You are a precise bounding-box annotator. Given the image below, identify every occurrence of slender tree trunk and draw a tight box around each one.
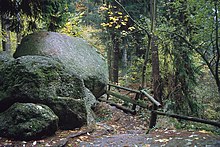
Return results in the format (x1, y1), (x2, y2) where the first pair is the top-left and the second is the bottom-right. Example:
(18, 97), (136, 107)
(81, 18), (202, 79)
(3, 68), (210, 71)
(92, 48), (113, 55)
(141, 35), (151, 88)
(214, 0), (220, 94)
(1, 15), (11, 53)
(122, 43), (128, 77)
(151, 35), (162, 104)
(0, 16), (2, 50)
(149, 0), (162, 129)
(107, 33), (113, 82)
(111, 32), (119, 83)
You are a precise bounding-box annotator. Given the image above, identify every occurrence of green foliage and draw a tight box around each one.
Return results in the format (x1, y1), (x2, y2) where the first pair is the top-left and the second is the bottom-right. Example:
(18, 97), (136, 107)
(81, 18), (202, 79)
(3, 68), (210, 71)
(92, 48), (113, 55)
(59, 12), (84, 36)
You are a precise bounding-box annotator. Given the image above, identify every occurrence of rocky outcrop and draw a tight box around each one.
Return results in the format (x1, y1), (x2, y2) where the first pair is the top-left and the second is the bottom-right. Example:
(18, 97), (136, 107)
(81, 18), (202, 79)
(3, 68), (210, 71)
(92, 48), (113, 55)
(14, 31), (108, 98)
(0, 56), (96, 132)
(0, 103), (58, 140)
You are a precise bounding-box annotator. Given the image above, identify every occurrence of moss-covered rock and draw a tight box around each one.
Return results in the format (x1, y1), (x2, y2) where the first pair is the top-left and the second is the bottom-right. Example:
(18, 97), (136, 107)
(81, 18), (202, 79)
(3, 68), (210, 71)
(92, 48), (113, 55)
(0, 52), (14, 100)
(0, 56), (95, 130)
(47, 97), (87, 129)
(14, 31), (108, 98)
(0, 103), (58, 140)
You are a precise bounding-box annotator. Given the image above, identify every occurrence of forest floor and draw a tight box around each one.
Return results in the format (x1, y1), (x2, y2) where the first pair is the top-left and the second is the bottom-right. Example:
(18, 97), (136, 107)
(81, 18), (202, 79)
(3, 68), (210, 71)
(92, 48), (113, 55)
(0, 102), (220, 147)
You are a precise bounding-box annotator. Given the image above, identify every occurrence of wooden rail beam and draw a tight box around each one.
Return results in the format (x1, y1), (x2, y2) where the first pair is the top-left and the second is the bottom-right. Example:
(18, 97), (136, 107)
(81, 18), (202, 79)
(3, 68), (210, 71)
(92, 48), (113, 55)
(140, 89), (161, 107)
(106, 91), (149, 109)
(154, 111), (220, 128)
(108, 83), (141, 94)
(98, 98), (136, 114)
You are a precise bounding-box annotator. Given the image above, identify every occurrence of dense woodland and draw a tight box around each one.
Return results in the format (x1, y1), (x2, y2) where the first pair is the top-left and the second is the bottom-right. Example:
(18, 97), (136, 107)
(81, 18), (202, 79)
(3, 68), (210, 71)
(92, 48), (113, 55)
(0, 0), (219, 131)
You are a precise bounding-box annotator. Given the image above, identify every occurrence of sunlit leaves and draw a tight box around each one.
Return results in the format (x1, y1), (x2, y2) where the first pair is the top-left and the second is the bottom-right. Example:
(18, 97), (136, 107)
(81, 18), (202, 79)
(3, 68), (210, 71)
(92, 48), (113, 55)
(59, 12), (83, 36)
(99, 4), (135, 34)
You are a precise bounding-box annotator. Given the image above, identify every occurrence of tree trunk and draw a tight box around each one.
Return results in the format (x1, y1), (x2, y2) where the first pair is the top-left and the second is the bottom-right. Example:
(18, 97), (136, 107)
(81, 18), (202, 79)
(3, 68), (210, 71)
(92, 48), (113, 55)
(108, 34), (113, 82)
(111, 32), (119, 83)
(151, 35), (162, 104)
(214, 0), (220, 94)
(122, 43), (128, 79)
(1, 15), (11, 53)
(149, 0), (162, 129)
(141, 35), (151, 88)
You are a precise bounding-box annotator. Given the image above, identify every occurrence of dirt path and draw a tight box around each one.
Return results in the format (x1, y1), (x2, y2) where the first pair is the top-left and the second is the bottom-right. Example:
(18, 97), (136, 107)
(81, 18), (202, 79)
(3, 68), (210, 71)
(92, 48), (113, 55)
(78, 129), (220, 147)
(0, 102), (220, 146)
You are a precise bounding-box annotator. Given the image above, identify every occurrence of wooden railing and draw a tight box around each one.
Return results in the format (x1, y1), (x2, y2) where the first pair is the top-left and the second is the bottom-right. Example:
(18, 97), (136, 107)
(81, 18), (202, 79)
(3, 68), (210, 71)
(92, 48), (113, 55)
(98, 83), (220, 128)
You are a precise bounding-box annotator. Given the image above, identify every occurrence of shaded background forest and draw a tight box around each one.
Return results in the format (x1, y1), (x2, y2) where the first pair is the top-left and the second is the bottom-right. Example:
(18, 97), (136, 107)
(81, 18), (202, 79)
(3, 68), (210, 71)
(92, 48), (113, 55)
(0, 0), (219, 131)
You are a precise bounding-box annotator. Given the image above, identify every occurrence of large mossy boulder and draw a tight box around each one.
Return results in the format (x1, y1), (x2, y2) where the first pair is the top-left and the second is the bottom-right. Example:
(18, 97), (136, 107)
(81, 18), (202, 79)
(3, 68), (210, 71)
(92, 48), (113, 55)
(0, 103), (58, 140)
(0, 56), (95, 130)
(14, 31), (108, 98)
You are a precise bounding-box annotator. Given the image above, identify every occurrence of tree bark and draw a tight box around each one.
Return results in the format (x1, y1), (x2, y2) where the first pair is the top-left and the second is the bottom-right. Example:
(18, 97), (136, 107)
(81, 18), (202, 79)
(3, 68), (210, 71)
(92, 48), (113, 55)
(214, 0), (220, 94)
(149, 0), (162, 129)
(122, 41), (128, 78)
(111, 32), (119, 83)
(141, 35), (151, 88)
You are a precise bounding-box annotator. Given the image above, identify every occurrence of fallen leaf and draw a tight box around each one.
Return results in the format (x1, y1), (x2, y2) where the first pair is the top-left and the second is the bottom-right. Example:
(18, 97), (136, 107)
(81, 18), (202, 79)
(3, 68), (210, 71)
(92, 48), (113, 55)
(155, 138), (169, 143)
(199, 130), (209, 134)
(79, 136), (88, 140)
(32, 141), (37, 146)
(189, 134), (198, 138)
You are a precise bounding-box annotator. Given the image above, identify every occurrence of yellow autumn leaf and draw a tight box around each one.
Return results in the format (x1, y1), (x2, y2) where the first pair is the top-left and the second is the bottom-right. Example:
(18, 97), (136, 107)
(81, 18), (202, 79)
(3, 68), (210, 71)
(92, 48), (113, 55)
(100, 23), (107, 27)
(100, 6), (108, 11)
(124, 17), (128, 21)
(121, 30), (127, 36)
(112, 17), (118, 23)
(117, 11), (123, 15)
(199, 130), (210, 134)
(108, 11), (113, 15)
(121, 21), (126, 25)
(109, 16), (114, 20)
(115, 24), (121, 29)
(128, 26), (135, 31)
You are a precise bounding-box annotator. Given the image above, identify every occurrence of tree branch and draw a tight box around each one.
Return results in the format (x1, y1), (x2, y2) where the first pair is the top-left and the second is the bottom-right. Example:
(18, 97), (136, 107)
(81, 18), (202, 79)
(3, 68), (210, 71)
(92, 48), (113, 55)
(162, 30), (216, 78)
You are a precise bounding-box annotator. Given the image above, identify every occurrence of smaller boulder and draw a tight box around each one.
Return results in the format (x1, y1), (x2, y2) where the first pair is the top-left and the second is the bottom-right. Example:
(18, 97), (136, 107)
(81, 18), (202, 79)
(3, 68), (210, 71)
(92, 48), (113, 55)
(0, 103), (58, 140)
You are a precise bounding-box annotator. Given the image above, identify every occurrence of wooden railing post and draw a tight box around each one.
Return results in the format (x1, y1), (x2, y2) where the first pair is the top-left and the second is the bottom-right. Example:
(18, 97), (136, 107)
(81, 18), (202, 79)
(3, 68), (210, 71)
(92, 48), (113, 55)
(140, 89), (161, 129)
(132, 86), (142, 111)
(149, 104), (158, 128)
(107, 84), (111, 100)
